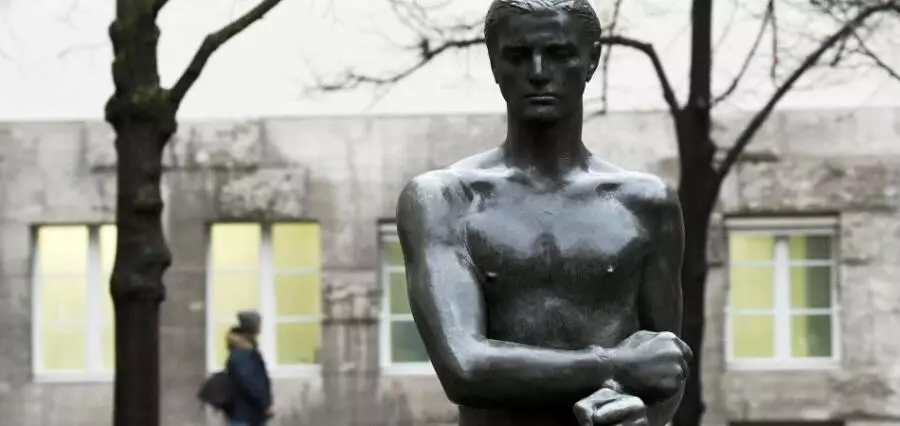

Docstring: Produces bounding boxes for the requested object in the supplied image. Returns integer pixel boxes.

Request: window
[206,223,322,373]
[32,224,117,381]
[725,217,839,369]
[379,224,430,372]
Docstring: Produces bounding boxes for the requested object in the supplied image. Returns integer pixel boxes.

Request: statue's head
[485,0,602,122]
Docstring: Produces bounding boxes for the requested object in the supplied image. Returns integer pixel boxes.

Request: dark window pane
[383,240,405,266]
[389,271,410,314]
[390,321,429,363]
[788,235,833,261]
[790,266,832,309]
[791,314,832,358]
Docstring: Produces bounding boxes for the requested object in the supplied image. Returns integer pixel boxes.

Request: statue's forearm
[441,342,619,408]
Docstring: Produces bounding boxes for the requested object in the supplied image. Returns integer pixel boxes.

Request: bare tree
[316,1,900,426]
[105,1,285,425]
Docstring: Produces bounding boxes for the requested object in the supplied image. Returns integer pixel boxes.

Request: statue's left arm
[574,182,689,426]
[636,184,687,426]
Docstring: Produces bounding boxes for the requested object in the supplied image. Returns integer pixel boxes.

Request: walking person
[224,310,275,426]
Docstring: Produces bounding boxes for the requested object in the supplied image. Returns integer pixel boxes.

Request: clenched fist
[574,386,647,426]
[610,331,692,402]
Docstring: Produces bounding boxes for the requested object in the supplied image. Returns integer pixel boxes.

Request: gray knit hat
[237,310,262,334]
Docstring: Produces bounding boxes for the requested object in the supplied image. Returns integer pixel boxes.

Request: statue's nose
[528,54,550,85]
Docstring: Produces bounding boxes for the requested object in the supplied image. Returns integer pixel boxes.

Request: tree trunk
[672,117,719,426]
[106,3,177,424]
[107,119,173,426]
[673,185,713,426]
[673,1,715,425]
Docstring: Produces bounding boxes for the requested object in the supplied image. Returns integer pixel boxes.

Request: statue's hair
[484,0,602,49]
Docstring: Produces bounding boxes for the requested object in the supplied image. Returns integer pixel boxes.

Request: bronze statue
[395,1,692,425]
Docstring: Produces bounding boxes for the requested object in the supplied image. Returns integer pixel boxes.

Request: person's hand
[611,330,692,401]
[574,387,648,426]
[266,405,276,418]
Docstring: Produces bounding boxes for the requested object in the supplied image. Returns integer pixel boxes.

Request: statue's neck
[503,112,589,180]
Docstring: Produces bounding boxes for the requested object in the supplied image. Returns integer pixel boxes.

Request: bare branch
[828,35,851,65]
[717,3,900,180]
[597,35,681,116]
[711,0,773,107]
[770,0,779,84]
[317,36,486,91]
[853,32,900,81]
[169,0,285,106]
[597,0,626,115]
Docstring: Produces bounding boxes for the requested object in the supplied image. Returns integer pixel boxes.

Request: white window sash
[86,227,103,371]
[725,223,840,368]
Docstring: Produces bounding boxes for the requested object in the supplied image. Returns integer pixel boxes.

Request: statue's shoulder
[400,169,466,203]
[400,148,501,203]
[617,171,679,209]
[588,158,678,210]
[397,149,501,234]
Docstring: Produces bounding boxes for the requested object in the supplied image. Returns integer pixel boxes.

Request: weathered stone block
[217,167,309,219]
[736,158,900,212]
[167,120,264,169]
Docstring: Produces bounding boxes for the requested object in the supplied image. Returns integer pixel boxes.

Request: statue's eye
[547,46,575,58]
[502,47,529,62]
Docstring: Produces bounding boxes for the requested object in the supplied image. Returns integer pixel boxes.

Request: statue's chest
[464,196,649,283]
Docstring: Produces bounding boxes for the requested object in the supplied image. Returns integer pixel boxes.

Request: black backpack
[197,370,235,413]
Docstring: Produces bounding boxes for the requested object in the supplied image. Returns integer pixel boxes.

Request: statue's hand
[573,387,648,426]
[611,331,692,401]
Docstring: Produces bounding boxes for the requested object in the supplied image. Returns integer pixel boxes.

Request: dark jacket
[225,330,272,425]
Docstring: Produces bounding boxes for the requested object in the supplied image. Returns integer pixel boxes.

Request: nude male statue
[395,1,693,425]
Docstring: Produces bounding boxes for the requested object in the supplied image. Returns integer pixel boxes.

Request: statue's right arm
[395,172,620,409]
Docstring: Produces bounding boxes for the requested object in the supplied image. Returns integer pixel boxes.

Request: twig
[169,0,285,106]
[717,3,900,180]
[770,0,779,84]
[317,36,485,91]
[712,0,773,107]
[597,0,626,115]
[853,33,900,82]
[598,36,680,116]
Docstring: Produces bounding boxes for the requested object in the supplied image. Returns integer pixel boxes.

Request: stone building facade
[0,109,898,426]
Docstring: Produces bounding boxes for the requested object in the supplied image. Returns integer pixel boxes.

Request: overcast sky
[0,0,898,120]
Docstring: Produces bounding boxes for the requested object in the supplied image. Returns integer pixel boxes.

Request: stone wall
[0,108,896,425]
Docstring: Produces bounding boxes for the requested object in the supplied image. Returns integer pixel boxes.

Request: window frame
[378,223,434,375]
[724,216,841,371]
[31,223,116,383]
[204,221,323,378]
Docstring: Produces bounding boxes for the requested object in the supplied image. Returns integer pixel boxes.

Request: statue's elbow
[436,351,490,406]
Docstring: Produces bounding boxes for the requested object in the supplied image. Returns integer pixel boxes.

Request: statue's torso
[460,168,653,349]
[440,154,664,426]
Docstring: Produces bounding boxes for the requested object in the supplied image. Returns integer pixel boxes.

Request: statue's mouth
[526,95,558,104]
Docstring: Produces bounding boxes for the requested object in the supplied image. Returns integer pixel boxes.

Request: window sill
[726,358,840,371]
[381,363,435,376]
[33,372,114,384]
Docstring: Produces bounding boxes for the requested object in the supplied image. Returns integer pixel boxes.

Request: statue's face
[489,11,600,122]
